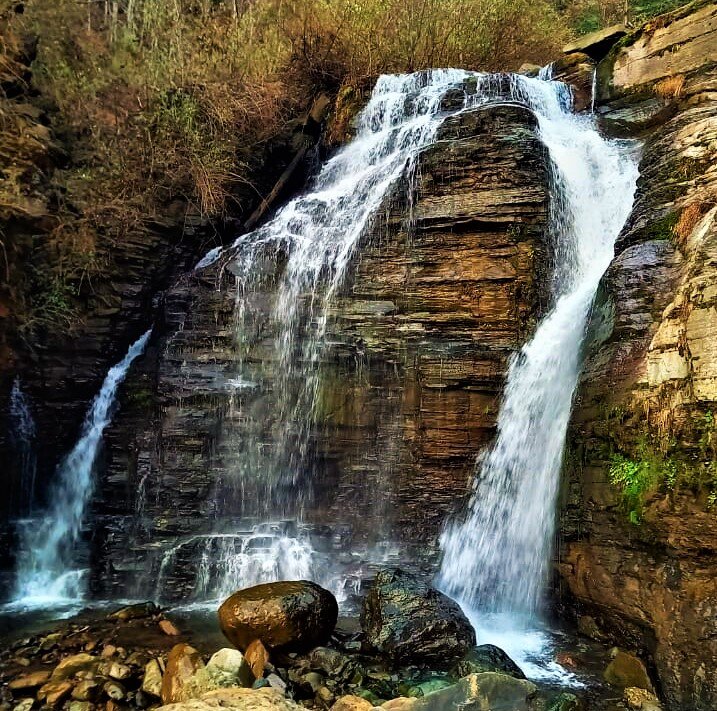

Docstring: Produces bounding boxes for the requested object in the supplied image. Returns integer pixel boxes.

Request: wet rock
[39,634,62,651]
[218,582,338,653]
[160,620,181,636]
[307,647,356,684]
[7,671,50,691]
[155,687,302,711]
[101,646,117,659]
[380,672,536,710]
[245,639,269,680]
[51,654,99,681]
[604,650,653,691]
[331,697,373,711]
[547,692,582,711]
[109,603,159,621]
[361,569,475,665]
[37,680,73,707]
[12,699,34,711]
[106,662,131,681]
[103,681,126,701]
[317,686,334,705]
[453,644,525,679]
[266,674,287,694]
[161,644,204,704]
[624,687,662,710]
[141,660,163,698]
[72,680,101,702]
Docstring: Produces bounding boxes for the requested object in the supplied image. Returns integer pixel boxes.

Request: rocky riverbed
[0,572,664,711]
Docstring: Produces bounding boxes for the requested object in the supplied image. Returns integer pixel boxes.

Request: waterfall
[9,378,37,514]
[438,77,639,620]
[12,329,151,607]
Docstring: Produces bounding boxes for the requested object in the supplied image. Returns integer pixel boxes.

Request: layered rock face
[559,3,717,709]
[91,102,550,599]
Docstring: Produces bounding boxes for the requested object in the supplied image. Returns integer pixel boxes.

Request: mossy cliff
[559,3,717,709]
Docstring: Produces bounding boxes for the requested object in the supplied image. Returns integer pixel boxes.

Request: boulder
[453,645,525,679]
[360,569,475,665]
[155,687,302,711]
[218,581,338,652]
[379,673,537,710]
[604,649,653,690]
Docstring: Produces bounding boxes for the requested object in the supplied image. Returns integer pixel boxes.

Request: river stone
[453,644,526,679]
[203,648,254,688]
[155,687,302,711]
[71,680,101,702]
[13,699,34,711]
[624,687,662,710]
[360,569,475,665]
[51,653,99,680]
[8,671,51,690]
[161,644,205,704]
[142,659,164,698]
[38,680,74,707]
[547,692,582,711]
[604,649,653,690]
[218,581,338,652]
[379,672,537,710]
[245,639,269,679]
[109,602,159,621]
[331,697,373,711]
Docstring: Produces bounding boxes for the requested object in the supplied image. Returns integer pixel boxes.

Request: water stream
[10,330,152,608]
[9,378,37,515]
[437,77,639,639]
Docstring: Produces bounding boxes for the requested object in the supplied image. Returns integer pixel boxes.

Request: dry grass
[673,202,705,244]
[655,74,685,99]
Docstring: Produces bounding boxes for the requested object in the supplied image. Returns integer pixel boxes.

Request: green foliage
[608,450,664,525]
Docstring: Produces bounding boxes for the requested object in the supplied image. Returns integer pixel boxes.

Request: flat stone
[8,671,51,690]
[51,654,99,681]
[331,697,373,711]
[38,680,74,707]
[141,659,163,698]
[160,620,182,636]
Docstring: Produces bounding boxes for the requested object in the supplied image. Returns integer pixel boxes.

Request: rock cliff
[90,101,550,600]
[559,2,717,709]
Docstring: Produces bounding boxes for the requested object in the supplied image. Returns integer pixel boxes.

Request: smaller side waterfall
[438,77,639,620]
[12,330,151,607]
[9,378,37,514]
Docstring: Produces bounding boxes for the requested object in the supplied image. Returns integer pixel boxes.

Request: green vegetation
[559,0,694,35]
[608,411,717,525]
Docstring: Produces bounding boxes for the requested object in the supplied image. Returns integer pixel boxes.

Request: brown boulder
[218,581,338,652]
[604,650,653,690]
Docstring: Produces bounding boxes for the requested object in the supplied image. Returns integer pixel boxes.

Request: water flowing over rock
[90,71,551,603]
[218,581,338,653]
[360,569,475,665]
[10,329,151,606]
[437,72,639,620]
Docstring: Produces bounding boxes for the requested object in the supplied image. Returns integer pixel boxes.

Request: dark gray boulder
[360,569,475,665]
[453,644,526,679]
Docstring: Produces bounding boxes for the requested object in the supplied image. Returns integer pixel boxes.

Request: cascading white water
[438,76,639,621]
[12,330,151,607]
[9,378,37,514]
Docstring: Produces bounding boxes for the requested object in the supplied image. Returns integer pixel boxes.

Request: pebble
[159,620,181,636]
[12,699,34,711]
